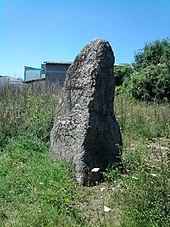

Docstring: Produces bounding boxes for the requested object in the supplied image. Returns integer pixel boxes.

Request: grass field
[0,85,169,226]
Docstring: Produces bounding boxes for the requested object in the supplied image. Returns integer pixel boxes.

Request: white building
[0,76,23,88]
[24,66,42,81]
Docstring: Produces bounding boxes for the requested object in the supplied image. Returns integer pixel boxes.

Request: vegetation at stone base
[115,38,170,102]
[0,86,169,226]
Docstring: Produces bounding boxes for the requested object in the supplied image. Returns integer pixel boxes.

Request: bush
[131,64,170,102]
[133,38,170,70]
[119,38,170,102]
[114,64,134,86]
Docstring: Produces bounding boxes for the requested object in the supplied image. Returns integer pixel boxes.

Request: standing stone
[50,38,122,185]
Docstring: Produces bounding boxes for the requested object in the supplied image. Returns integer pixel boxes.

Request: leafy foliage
[131,63,170,102]
[133,38,170,70]
[114,64,134,86]
[119,38,170,102]
[132,38,170,102]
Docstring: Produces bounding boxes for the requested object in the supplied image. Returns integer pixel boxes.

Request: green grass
[0,86,169,226]
[115,95,170,140]
[112,142,169,226]
[0,137,84,226]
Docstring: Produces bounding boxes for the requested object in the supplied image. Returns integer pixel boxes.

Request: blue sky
[0,0,170,78]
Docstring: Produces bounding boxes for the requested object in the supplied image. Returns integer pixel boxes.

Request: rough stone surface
[50,38,122,185]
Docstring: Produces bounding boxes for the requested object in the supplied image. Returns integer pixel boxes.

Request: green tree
[131,64,170,102]
[130,38,170,102]
[133,38,170,70]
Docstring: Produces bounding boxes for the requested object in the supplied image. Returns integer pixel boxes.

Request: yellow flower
[64,198,69,203]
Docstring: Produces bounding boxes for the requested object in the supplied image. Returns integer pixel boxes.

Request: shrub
[118,38,170,102]
[131,64,170,102]
[133,38,170,70]
[114,64,134,86]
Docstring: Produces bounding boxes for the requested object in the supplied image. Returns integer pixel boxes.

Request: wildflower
[64,198,69,203]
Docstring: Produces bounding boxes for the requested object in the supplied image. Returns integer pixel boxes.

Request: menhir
[50,38,122,185]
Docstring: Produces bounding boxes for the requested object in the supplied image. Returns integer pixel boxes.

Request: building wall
[0,76,23,89]
[24,62,72,84]
[0,76,9,87]
[24,66,41,81]
[45,63,71,84]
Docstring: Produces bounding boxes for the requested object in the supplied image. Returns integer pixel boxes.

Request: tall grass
[112,95,170,226]
[0,85,86,226]
[0,85,169,226]
[115,95,170,140]
[0,84,60,148]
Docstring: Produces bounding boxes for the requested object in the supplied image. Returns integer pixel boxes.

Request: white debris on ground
[104,206,112,212]
[100,187,106,192]
[147,144,169,151]
[91,168,100,172]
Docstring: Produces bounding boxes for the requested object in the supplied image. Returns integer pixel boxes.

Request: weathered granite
[50,38,122,185]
